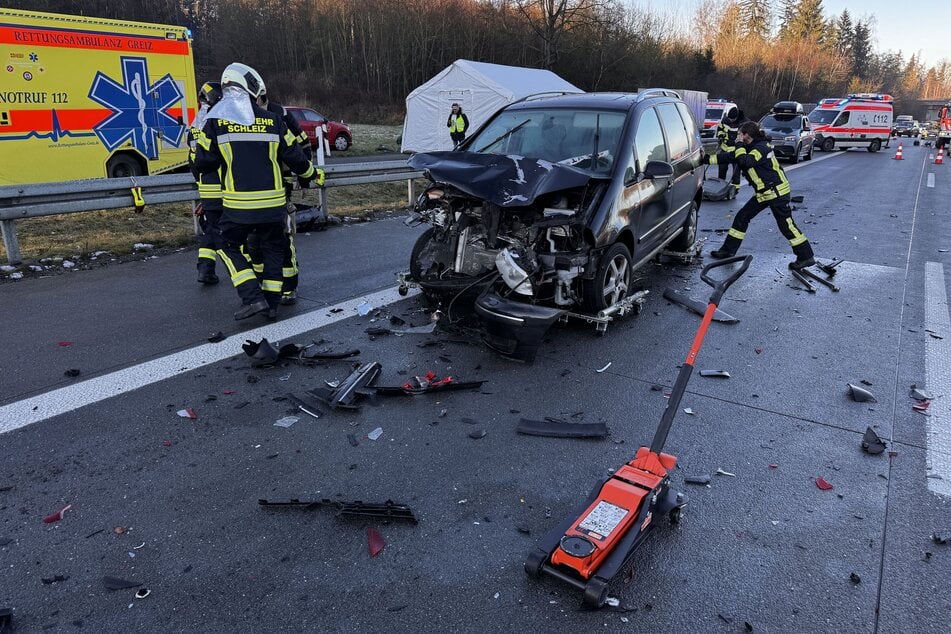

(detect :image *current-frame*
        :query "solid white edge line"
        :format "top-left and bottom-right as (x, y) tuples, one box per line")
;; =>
(923, 262), (951, 498)
(0, 285), (418, 435)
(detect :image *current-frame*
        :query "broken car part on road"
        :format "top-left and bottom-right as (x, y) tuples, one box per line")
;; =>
(663, 289), (739, 324)
(516, 418), (609, 439)
(258, 498), (418, 524)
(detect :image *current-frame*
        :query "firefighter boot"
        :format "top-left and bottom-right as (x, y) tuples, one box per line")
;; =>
(197, 260), (219, 285)
(280, 291), (298, 306)
(710, 234), (742, 259)
(234, 300), (269, 321)
(788, 241), (816, 270)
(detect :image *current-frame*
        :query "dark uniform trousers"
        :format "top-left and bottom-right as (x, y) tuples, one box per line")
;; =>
(218, 220), (287, 308)
(197, 205), (223, 277)
(720, 194), (813, 261)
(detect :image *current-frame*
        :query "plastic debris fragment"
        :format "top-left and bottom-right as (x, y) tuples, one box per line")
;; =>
(715, 468), (735, 477)
(42, 504), (72, 524)
(273, 416), (299, 428)
(367, 528), (385, 557)
(684, 475), (711, 485)
(699, 370), (731, 378)
(102, 576), (142, 591)
(847, 383), (877, 403)
(56, 341), (74, 347)
(815, 476), (834, 490)
(347, 433), (359, 447)
(932, 532), (948, 545)
(910, 384), (933, 401)
(135, 589), (151, 599)
(849, 572), (861, 584)
(683, 408), (695, 415)
(176, 408), (198, 419)
(913, 402), (930, 412)
(596, 362), (612, 373)
(208, 332), (226, 343)
(64, 369), (81, 377)
(468, 429), (487, 439)
(861, 427), (886, 455)
(368, 427), (383, 441)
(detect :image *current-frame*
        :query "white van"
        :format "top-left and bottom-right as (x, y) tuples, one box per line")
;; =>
(809, 93), (893, 152)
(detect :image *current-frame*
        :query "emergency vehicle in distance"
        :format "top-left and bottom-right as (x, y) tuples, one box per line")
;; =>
(937, 102), (951, 156)
(699, 98), (737, 141)
(0, 8), (196, 186)
(808, 93), (893, 153)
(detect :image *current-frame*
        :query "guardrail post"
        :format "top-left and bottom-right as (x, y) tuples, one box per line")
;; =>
(407, 178), (415, 206)
(1, 219), (22, 265)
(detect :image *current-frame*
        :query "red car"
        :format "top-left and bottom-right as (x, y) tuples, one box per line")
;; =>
(285, 106), (353, 151)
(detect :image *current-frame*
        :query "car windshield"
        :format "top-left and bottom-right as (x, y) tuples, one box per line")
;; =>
(705, 108), (723, 120)
(809, 109), (838, 125)
(469, 108), (627, 174)
(760, 114), (801, 131)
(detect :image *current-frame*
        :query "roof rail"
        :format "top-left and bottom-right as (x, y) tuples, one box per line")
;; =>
(637, 88), (682, 100)
(510, 90), (583, 106)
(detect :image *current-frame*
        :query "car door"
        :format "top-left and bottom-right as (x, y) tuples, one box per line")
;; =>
(655, 102), (695, 235)
(621, 106), (670, 254)
(802, 117), (814, 152)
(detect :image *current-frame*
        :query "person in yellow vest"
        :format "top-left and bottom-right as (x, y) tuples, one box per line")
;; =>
(447, 103), (469, 148)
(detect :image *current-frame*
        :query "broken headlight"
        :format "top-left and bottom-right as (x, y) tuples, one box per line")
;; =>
(496, 247), (534, 296)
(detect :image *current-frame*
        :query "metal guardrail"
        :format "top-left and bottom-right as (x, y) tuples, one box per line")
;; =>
(0, 159), (423, 265)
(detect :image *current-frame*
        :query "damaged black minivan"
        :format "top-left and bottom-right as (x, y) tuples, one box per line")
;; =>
(406, 90), (704, 360)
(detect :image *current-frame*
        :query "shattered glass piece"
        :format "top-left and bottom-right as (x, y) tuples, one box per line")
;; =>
(861, 427), (886, 455)
(367, 527), (386, 557)
(683, 408), (695, 415)
(368, 427), (383, 441)
(913, 401), (930, 412)
(273, 416), (299, 428)
(176, 408), (198, 420)
(42, 504), (72, 524)
(847, 383), (877, 403)
(815, 476), (834, 490)
(358, 302), (372, 316)
(684, 475), (711, 485)
(910, 384), (933, 401)
(699, 370), (731, 378)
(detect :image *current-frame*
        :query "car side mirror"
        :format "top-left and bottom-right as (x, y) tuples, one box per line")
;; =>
(643, 160), (674, 179)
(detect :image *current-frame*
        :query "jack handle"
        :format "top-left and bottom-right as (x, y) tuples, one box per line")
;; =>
(701, 255), (752, 306)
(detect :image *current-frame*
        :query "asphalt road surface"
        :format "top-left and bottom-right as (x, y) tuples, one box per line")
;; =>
(1, 143), (949, 632)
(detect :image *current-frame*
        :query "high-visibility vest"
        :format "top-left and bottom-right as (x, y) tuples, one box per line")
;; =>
(450, 114), (466, 133)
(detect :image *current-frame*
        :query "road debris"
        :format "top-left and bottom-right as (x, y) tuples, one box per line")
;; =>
(134, 589), (151, 599)
(63, 369), (81, 377)
(861, 427), (886, 455)
(847, 383), (877, 403)
(368, 427), (384, 440)
(913, 401), (930, 413)
(347, 433), (360, 447)
(663, 289), (739, 323)
(42, 504), (72, 524)
(468, 429), (487, 439)
(259, 498), (418, 523)
(683, 408), (696, 415)
(102, 576), (142, 591)
(375, 371), (485, 396)
(699, 370), (731, 378)
(176, 408), (198, 420)
(932, 532), (948, 545)
(515, 418), (609, 439)
(596, 362), (612, 373)
(684, 475), (711, 485)
(0, 607), (11, 633)
(849, 572), (861, 584)
(910, 384), (934, 401)
(308, 362), (381, 411)
(208, 332), (226, 343)
(815, 476), (834, 490)
(715, 468), (735, 477)
(273, 416), (299, 428)
(358, 302), (373, 317)
(367, 528), (386, 556)
(41, 574), (68, 585)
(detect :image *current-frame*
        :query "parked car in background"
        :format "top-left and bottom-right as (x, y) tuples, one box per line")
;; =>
(285, 106), (353, 151)
(758, 101), (814, 163)
(406, 89), (704, 361)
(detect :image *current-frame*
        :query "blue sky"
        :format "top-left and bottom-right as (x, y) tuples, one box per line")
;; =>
(627, 0), (948, 68)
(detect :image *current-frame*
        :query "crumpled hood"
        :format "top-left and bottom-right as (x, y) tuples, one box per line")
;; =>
(408, 151), (601, 208)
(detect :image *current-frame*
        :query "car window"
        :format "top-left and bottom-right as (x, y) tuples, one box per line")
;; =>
(704, 108), (723, 121)
(675, 102), (700, 153)
(634, 107), (667, 171)
(834, 111), (850, 126)
(304, 110), (325, 122)
(288, 110), (305, 122)
(803, 118), (810, 130)
(656, 103), (689, 161)
(809, 109), (838, 125)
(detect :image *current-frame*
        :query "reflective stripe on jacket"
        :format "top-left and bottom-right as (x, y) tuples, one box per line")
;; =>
(709, 139), (791, 202)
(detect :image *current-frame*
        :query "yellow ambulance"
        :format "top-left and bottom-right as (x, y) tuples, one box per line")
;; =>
(0, 8), (196, 186)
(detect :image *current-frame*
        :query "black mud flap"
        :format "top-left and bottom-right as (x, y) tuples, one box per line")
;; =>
(474, 292), (565, 363)
(702, 177), (734, 201)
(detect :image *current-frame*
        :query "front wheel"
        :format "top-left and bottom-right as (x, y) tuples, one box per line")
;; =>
(790, 144), (801, 164)
(581, 243), (632, 313)
(805, 144), (814, 161)
(821, 137), (835, 152)
(868, 139), (881, 153)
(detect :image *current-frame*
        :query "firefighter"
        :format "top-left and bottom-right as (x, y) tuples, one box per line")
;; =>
(715, 107), (747, 194)
(189, 81), (223, 284)
(447, 103), (469, 148)
(703, 121), (816, 270)
(248, 84), (324, 306)
(192, 62), (318, 320)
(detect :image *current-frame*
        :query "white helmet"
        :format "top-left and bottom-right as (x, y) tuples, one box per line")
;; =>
(220, 62), (265, 98)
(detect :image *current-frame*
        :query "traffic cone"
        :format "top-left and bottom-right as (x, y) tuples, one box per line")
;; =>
(894, 144), (903, 160)
(936, 150), (944, 165)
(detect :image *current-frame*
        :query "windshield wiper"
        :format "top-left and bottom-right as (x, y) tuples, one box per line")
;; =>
(475, 119), (532, 153)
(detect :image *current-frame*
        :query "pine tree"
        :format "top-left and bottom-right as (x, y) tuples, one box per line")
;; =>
(833, 9), (853, 54)
(788, 0), (824, 41)
(852, 19), (872, 79)
(737, 0), (771, 39)
(777, 0), (798, 39)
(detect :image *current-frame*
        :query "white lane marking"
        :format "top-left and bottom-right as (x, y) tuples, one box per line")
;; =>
(923, 262), (951, 498)
(928, 172), (935, 188)
(0, 285), (416, 435)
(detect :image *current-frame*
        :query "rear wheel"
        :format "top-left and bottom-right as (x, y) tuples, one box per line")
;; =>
(582, 243), (631, 313)
(821, 137), (835, 152)
(790, 144), (801, 164)
(106, 154), (143, 179)
(868, 139), (882, 153)
(668, 201), (698, 252)
(333, 134), (351, 151)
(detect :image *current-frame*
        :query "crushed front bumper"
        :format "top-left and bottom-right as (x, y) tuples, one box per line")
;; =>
(474, 292), (565, 363)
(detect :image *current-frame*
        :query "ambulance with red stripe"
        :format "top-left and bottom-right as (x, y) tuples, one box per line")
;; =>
(809, 93), (893, 153)
(0, 8), (196, 186)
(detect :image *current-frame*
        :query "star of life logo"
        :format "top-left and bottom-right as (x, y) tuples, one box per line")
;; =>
(88, 56), (184, 160)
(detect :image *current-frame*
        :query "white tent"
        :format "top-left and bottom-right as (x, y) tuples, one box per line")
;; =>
(401, 59), (583, 153)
